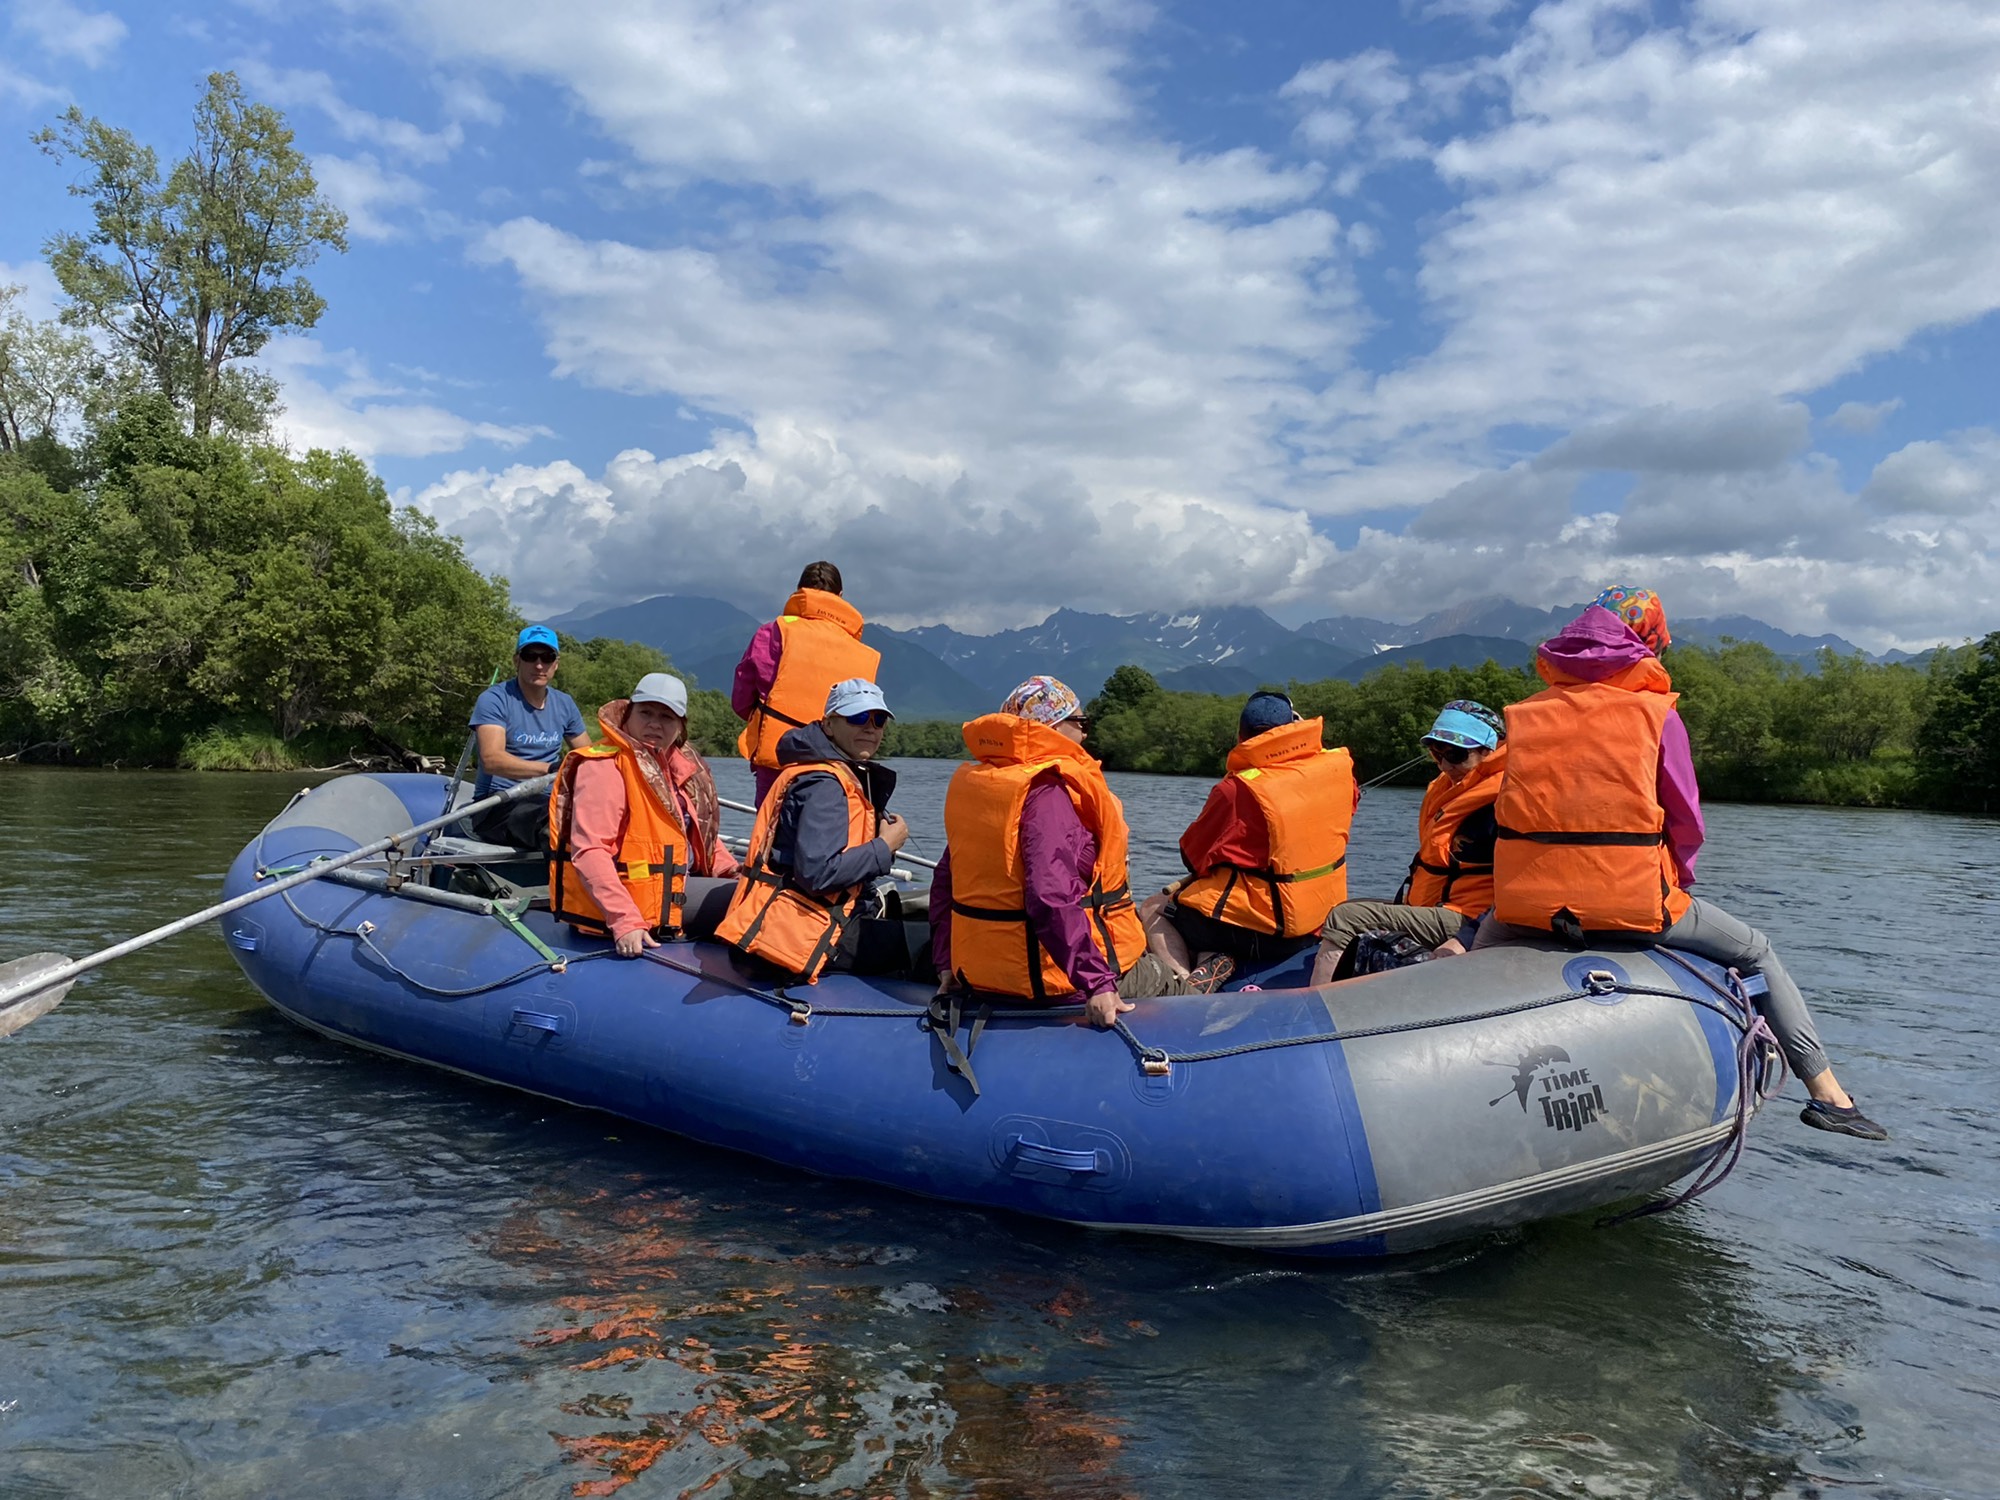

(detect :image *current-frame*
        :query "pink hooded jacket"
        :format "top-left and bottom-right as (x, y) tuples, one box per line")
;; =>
(1535, 605), (1705, 888)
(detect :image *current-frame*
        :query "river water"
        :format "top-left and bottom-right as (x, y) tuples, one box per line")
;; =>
(1, 760), (1994, 1498)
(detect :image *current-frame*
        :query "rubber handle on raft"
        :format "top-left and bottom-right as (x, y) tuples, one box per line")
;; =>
(1007, 1137), (1106, 1175)
(509, 1008), (565, 1035)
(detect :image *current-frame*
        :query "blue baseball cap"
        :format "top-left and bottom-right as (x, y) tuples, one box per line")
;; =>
(516, 624), (559, 653)
(825, 678), (893, 720)
(1240, 690), (1301, 738)
(1422, 700), (1503, 751)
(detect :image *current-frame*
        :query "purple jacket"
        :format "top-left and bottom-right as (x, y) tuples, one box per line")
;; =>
(1537, 605), (1705, 888)
(929, 772), (1119, 997)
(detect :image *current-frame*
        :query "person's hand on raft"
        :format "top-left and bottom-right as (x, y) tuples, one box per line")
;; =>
(1433, 936), (1467, 957)
(881, 814), (910, 854)
(615, 928), (659, 959)
(1085, 990), (1132, 1029)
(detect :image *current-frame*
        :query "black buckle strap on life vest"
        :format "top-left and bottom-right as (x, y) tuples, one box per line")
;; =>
(925, 989), (988, 1096)
(1084, 878), (1130, 974)
(1493, 823), (1667, 846)
(949, 899), (1055, 1002)
(1551, 907), (1588, 950)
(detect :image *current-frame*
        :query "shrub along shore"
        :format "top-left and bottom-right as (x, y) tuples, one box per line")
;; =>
(882, 644), (2000, 817)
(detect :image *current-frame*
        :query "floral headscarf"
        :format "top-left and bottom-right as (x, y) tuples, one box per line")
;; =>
(1592, 586), (1672, 654)
(999, 675), (1083, 726)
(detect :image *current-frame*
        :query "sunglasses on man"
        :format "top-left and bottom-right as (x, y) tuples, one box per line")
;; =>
(842, 710), (891, 728)
(1425, 739), (1474, 765)
(518, 648), (558, 665)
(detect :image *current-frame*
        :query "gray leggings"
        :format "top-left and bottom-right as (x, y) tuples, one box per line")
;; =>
(1472, 896), (1829, 1080)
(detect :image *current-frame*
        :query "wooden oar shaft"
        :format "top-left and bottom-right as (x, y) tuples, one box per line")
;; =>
(0, 773), (556, 1012)
(717, 794), (940, 872)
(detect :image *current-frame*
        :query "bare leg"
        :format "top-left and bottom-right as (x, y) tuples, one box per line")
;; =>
(1139, 892), (1193, 978)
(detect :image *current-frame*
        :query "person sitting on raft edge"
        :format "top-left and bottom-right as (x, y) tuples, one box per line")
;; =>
(732, 560), (883, 810)
(1142, 689), (1358, 988)
(1470, 586), (1888, 1141)
(716, 677), (910, 983)
(929, 675), (1226, 1031)
(1309, 699), (1507, 985)
(466, 624), (592, 849)
(547, 672), (740, 958)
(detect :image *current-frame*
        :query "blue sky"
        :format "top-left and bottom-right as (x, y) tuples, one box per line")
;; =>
(3, 0), (1996, 647)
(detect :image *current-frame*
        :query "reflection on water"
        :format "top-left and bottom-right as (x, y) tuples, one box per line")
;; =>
(1, 762), (1996, 1497)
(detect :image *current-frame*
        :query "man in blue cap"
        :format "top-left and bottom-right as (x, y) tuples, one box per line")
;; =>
(1147, 689), (1358, 985)
(465, 624), (591, 847)
(716, 678), (911, 980)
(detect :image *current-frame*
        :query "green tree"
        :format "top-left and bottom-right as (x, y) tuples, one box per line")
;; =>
(36, 71), (348, 438)
(0, 399), (515, 760)
(0, 284), (95, 452)
(1089, 664), (1163, 719)
(1918, 633), (2000, 814)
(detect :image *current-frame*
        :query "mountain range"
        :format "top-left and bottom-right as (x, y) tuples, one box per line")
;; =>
(549, 594), (1903, 721)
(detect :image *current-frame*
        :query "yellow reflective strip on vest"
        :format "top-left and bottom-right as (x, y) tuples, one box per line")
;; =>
(1236, 767), (1263, 780)
(627, 861), (652, 880)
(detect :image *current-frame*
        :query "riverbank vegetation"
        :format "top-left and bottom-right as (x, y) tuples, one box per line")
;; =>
(873, 641), (1998, 815)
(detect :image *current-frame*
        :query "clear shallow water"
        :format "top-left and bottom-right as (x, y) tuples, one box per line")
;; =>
(1, 761), (1994, 1498)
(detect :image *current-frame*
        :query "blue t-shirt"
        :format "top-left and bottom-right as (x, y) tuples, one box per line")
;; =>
(469, 679), (586, 795)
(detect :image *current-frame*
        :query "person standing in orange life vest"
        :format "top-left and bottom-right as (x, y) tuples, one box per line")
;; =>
(716, 678), (910, 982)
(547, 673), (740, 957)
(1146, 690), (1358, 984)
(732, 561), (883, 808)
(1308, 699), (1507, 985)
(929, 675), (1214, 1032)
(1473, 587), (1886, 1141)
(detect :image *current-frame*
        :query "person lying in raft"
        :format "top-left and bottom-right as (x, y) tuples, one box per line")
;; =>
(716, 678), (910, 982)
(1308, 699), (1507, 985)
(928, 676), (1223, 1031)
(548, 673), (740, 957)
(732, 560), (883, 810)
(1472, 586), (1887, 1140)
(1142, 690), (1357, 988)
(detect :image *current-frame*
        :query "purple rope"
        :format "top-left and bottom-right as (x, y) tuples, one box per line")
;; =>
(1604, 968), (1789, 1225)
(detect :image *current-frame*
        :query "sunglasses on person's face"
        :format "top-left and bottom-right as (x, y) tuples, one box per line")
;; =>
(1427, 741), (1473, 765)
(842, 710), (890, 729)
(1065, 714), (1092, 734)
(518, 649), (558, 666)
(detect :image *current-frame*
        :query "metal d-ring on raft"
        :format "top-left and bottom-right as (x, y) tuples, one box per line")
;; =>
(187, 771), (1782, 1258)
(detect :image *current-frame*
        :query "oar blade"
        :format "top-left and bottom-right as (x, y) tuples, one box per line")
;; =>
(0, 952), (77, 1039)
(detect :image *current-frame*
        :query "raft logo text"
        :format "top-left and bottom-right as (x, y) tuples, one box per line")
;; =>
(1487, 1045), (1607, 1133)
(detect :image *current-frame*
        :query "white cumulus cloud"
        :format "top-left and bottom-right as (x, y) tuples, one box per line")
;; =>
(332, 0), (2000, 648)
(11, 0), (126, 67)
(259, 338), (551, 461)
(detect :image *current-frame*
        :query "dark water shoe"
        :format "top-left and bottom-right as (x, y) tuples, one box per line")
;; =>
(1800, 1098), (1889, 1141)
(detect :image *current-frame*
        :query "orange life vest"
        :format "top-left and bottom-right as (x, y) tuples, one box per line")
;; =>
(546, 710), (692, 938)
(1492, 656), (1692, 939)
(1404, 745), (1507, 917)
(714, 756), (879, 981)
(735, 589), (883, 770)
(1176, 720), (1355, 938)
(943, 714), (1148, 1000)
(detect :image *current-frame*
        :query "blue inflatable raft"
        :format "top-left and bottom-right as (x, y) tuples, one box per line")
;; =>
(220, 773), (1776, 1258)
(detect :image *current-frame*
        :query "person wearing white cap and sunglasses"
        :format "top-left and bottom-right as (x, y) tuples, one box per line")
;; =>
(717, 678), (911, 982)
(548, 673), (740, 957)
